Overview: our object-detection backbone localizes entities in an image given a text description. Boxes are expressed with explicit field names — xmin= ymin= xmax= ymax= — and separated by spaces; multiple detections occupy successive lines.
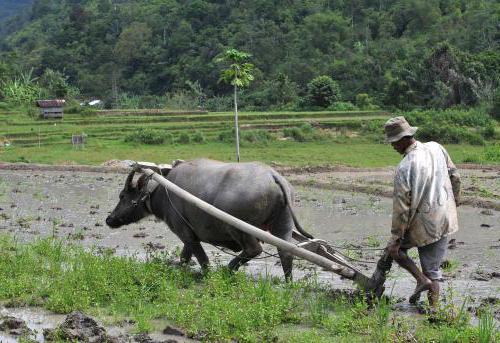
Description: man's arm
xmin=441 ymin=146 xmax=461 ymax=206
xmin=389 ymin=169 xmax=411 ymax=251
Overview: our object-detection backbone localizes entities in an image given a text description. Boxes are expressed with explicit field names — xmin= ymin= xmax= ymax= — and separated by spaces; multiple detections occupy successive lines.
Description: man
xmin=368 ymin=116 xmax=461 ymax=307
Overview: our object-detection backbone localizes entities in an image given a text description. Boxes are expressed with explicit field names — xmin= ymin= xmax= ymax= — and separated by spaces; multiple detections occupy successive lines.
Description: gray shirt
xmin=391 ymin=141 xmax=460 ymax=247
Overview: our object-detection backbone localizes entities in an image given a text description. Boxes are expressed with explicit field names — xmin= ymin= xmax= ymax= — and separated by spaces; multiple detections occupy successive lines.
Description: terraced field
xmin=1 ymin=110 xmax=389 ymax=147
xmin=0 ymin=109 xmax=494 ymax=167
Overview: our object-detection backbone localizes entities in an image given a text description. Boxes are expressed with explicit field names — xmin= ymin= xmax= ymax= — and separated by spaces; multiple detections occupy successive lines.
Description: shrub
xmin=328 ymin=101 xmax=358 ymax=111
xmin=176 ymin=132 xmax=190 ymax=144
xmin=416 ymin=124 xmax=485 ymax=145
xmin=191 ymin=131 xmax=205 ymax=143
xmin=306 ymin=75 xmax=341 ymax=108
xmin=218 ymin=129 xmax=235 ymax=142
xmin=283 ymin=127 xmax=307 ymax=142
xmin=355 ymin=93 xmax=378 ymax=110
xmin=124 ymin=128 xmax=167 ymax=145
xmin=480 ymin=124 xmax=496 ymax=139
xmin=241 ymin=129 xmax=273 ymax=144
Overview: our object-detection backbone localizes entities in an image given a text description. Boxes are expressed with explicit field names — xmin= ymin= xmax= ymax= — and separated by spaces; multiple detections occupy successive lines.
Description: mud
xmin=0 ymin=164 xmax=498 ymax=339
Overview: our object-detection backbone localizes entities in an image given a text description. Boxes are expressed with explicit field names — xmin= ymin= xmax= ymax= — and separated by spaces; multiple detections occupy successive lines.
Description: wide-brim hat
xmin=384 ymin=116 xmax=418 ymax=143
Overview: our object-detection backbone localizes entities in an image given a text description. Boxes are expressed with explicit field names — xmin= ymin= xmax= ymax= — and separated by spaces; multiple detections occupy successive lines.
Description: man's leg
xmin=387 ymin=241 xmax=433 ymax=304
xmin=417 ymin=236 xmax=448 ymax=307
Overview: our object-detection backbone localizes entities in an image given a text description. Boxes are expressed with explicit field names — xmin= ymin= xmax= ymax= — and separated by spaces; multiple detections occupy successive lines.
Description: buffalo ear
xmin=124 ymin=171 xmax=135 ymax=191
xmin=158 ymin=164 xmax=173 ymax=177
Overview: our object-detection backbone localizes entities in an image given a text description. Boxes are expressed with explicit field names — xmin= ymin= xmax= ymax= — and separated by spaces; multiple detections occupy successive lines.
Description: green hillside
xmin=0 ymin=0 xmax=498 ymax=111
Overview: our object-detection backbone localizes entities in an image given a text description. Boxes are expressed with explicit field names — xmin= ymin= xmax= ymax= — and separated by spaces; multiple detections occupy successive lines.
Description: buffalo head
xmin=106 ymin=171 xmax=150 ymax=228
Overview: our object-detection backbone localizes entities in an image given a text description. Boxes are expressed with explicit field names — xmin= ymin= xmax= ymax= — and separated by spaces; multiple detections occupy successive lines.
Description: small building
xmin=36 ymin=99 xmax=66 ymax=119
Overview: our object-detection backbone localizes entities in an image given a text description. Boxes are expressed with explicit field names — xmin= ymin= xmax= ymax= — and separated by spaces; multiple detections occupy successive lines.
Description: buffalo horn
xmin=124 ymin=170 xmax=135 ymax=191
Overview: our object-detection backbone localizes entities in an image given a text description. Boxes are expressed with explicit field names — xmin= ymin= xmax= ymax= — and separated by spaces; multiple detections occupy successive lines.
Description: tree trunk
xmin=234 ymin=84 xmax=240 ymax=162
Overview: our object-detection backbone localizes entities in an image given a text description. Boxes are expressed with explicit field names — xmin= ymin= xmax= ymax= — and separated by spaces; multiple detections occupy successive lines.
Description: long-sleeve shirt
xmin=391 ymin=141 xmax=460 ymax=247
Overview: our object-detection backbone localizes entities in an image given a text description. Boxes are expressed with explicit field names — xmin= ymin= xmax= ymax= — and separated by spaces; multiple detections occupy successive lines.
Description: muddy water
xmin=0 ymin=169 xmax=499 ymax=338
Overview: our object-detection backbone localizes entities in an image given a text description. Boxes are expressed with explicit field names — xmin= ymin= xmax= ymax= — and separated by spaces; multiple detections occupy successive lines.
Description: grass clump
xmin=176 ymin=131 xmax=191 ymax=144
xmin=241 ymin=129 xmax=273 ymax=144
xmin=283 ymin=123 xmax=319 ymax=142
xmin=191 ymin=131 xmax=205 ymax=143
xmin=124 ymin=128 xmax=170 ymax=145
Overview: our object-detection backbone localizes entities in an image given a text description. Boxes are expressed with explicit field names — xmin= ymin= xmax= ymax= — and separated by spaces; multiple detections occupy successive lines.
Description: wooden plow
xmin=136 ymin=164 xmax=373 ymax=291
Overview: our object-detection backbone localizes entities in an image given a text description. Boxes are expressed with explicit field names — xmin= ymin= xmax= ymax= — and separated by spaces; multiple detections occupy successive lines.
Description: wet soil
xmin=0 ymin=163 xmax=498 ymax=340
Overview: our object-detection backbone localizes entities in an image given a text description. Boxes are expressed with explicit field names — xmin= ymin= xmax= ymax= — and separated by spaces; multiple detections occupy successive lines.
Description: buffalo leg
xmin=179 ymin=245 xmax=193 ymax=264
xmin=271 ymin=207 xmax=294 ymax=281
xmin=191 ymin=242 xmax=209 ymax=269
xmin=227 ymin=232 xmax=263 ymax=271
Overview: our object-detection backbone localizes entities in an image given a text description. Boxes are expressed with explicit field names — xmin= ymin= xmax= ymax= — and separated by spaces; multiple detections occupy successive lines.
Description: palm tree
xmin=217 ymin=49 xmax=254 ymax=162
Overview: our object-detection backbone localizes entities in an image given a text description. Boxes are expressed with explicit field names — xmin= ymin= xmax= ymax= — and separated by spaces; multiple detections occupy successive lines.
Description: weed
xmin=441 ymin=259 xmax=460 ymax=273
xmin=363 ymin=235 xmax=381 ymax=248
xmin=16 ymin=216 xmax=32 ymax=229
xmin=68 ymin=230 xmax=85 ymax=240
xmin=32 ymin=191 xmax=48 ymax=201
xmin=478 ymin=307 xmax=497 ymax=343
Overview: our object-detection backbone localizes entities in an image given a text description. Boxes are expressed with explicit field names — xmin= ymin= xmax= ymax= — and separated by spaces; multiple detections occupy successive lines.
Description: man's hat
xmin=384 ymin=116 xmax=418 ymax=143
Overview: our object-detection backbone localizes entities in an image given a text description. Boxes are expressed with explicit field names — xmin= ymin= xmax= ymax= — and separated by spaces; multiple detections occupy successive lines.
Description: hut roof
xmin=36 ymin=100 xmax=66 ymax=108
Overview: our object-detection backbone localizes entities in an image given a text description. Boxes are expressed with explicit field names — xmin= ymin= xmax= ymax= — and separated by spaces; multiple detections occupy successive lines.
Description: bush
xmin=124 ymin=128 xmax=168 ymax=145
xmin=481 ymin=124 xmax=496 ymax=139
xmin=241 ymin=129 xmax=273 ymax=144
xmin=416 ymin=124 xmax=485 ymax=145
xmin=176 ymin=132 xmax=190 ymax=144
xmin=306 ymin=75 xmax=342 ymax=108
xmin=191 ymin=131 xmax=205 ymax=143
xmin=218 ymin=128 xmax=235 ymax=142
xmin=328 ymin=101 xmax=358 ymax=111
xmin=283 ymin=127 xmax=307 ymax=142
xmin=404 ymin=109 xmax=493 ymax=128
xmin=355 ymin=93 xmax=378 ymax=110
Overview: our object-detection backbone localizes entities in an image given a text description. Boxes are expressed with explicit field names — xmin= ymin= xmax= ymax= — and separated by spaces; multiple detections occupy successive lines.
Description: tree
xmin=216 ymin=48 xmax=254 ymax=162
xmin=306 ymin=75 xmax=341 ymax=108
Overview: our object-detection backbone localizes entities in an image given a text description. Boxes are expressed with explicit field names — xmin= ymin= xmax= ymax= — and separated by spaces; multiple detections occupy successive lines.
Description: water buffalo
xmin=106 ymin=159 xmax=312 ymax=279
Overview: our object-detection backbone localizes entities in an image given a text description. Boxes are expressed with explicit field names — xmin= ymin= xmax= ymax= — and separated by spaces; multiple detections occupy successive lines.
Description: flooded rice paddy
xmin=0 ymin=167 xmax=498 ymax=341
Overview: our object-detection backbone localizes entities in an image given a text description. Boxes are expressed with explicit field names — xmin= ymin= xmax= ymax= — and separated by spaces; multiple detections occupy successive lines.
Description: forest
xmin=0 ymin=0 xmax=498 ymax=113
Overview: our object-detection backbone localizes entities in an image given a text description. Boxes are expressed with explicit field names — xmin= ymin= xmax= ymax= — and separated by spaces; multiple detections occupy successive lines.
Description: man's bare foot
xmin=409 ymin=279 xmax=432 ymax=304
xmin=427 ymin=281 xmax=440 ymax=307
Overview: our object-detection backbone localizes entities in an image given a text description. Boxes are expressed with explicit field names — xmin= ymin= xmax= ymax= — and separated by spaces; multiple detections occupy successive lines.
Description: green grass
xmin=0 ymin=138 xmax=491 ymax=167
xmin=0 ymin=235 xmax=497 ymax=342
xmin=0 ymin=109 xmax=498 ymax=167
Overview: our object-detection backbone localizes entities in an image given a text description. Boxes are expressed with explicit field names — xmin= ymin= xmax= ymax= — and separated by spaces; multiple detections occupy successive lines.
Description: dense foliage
xmin=0 ymin=0 xmax=498 ymax=111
